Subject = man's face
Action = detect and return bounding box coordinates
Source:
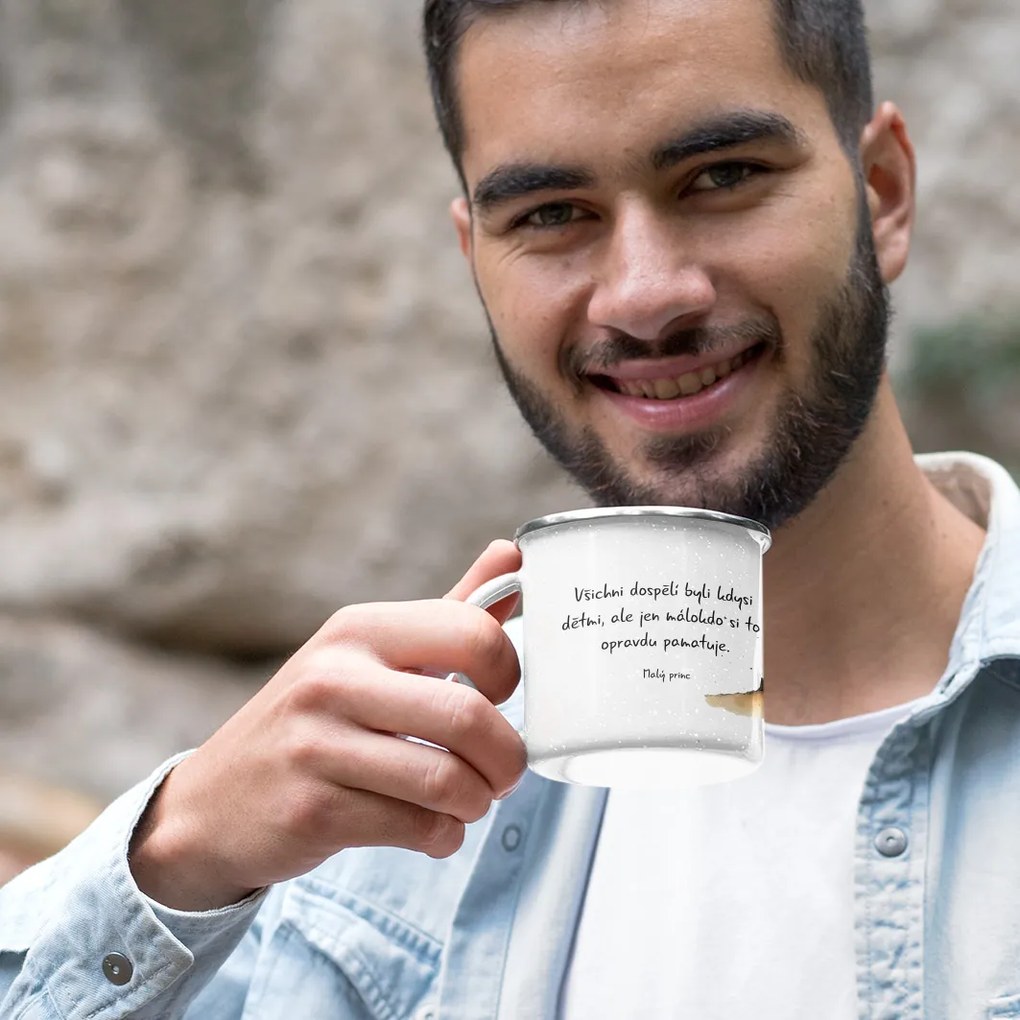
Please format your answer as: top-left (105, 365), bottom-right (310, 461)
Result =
top-left (452, 0), bottom-right (892, 527)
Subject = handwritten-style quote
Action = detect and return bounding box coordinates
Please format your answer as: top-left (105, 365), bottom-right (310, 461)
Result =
top-left (560, 579), bottom-right (759, 668)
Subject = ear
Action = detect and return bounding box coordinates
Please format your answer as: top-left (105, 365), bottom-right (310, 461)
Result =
top-left (859, 101), bottom-right (916, 285)
top-left (450, 196), bottom-right (473, 260)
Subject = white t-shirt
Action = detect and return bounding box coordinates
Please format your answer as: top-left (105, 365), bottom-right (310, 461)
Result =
top-left (558, 700), bottom-right (923, 1019)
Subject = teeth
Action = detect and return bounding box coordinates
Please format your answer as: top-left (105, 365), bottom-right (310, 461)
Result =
top-left (613, 348), bottom-right (756, 400)
top-left (677, 372), bottom-right (702, 396)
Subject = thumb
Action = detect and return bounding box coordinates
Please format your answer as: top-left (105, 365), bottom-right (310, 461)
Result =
top-left (445, 539), bottom-right (522, 625)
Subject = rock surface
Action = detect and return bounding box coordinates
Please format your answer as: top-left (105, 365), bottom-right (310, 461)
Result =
top-left (0, 0), bottom-right (1016, 808)
top-left (0, 614), bottom-right (261, 799)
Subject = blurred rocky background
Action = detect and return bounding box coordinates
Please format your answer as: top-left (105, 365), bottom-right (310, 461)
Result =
top-left (0, 0), bottom-right (1018, 875)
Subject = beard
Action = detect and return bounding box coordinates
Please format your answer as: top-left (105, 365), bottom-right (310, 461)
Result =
top-left (486, 199), bottom-right (890, 530)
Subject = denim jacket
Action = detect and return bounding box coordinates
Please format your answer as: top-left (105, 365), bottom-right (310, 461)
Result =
top-left (2, 452), bottom-right (1019, 1020)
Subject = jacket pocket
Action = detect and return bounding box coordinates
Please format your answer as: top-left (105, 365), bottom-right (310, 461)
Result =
top-left (242, 878), bottom-right (442, 1020)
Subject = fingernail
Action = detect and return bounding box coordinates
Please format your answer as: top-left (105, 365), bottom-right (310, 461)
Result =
top-left (497, 774), bottom-right (525, 800)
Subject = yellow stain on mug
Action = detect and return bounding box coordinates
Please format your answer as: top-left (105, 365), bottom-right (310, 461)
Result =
top-left (705, 690), bottom-right (764, 717)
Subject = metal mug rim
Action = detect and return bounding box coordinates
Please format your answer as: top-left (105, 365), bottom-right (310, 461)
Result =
top-left (514, 506), bottom-right (771, 551)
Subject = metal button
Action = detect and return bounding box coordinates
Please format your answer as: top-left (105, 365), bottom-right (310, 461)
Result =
top-left (501, 823), bottom-right (523, 852)
top-left (875, 827), bottom-right (909, 858)
top-left (415, 1006), bottom-right (437, 1020)
top-left (102, 953), bottom-right (134, 986)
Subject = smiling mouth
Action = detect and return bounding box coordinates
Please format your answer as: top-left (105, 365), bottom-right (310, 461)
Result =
top-left (590, 342), bottom-right (767, 399)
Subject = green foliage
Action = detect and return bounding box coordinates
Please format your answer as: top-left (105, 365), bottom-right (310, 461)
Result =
top-left (901, 313), bottom-right (1020, 475)
top-left (905, 315), bottom-right (1020, 403)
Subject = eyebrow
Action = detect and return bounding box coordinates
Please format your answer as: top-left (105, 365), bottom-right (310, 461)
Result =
top-left (472, 164), bottom-right (595, 213)
top-left (471, 109), bottom-right (807, 213)
top-left (650, 109), bottom-right (807, 172)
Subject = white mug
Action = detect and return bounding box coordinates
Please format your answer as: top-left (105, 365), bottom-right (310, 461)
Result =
top-left (469, 508), bottom-right (771, 788)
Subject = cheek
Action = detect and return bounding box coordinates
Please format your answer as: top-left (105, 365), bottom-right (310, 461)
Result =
top-left (715, 192), bottom-right (858, 372)
top-left (476, 249), bottom-right (590, 364)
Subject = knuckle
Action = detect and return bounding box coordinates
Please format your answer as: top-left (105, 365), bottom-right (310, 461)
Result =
top-left (422, 815), bottom-right (465, 859)
top-left (412, 807), bottom-right (451, 850)
top-left (287, 664), bottom-right (338, 712)
top-left (420, 756), bottom-right (464, 809)
top-left (287, 649), bottom-right (369, 717)
top-left (418, 758), bottom-right (492, 823)
top-left (287, 665), bottom-right (346, 714)
top-left (284, 730), bottom-right (324, 774)
top-left (442, 686), bottom-right (490, 742)
top-left (436, 821), bottom-right (467, 858)
top-left (323, 603), bottom-right (372, 643)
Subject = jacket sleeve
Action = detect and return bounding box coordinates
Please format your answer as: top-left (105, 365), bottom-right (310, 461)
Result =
top-left (0, 754), bottom-right (267, 1019)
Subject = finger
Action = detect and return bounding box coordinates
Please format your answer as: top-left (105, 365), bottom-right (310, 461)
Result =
top-left (328, 660), bottom-right (526, 798)
top-left (445, 539), bottom-right (521, 625)
top-left (322, 599), bottom-right (521, 706)
top-left (314, 729), bottom-right (496, 824)
top-left (317, 785), bottom-right (467, 860)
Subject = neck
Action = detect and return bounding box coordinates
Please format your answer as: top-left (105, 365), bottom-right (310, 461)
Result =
top-left (760, 381), bottom-right (986, 725)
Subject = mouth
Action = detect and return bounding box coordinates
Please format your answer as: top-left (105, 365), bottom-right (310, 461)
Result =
top-left (588, 342), bottom-right (768, 400)
top-left (581, 341), bottom-right (769, 434)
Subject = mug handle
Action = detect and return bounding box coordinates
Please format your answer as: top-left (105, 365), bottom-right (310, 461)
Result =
top-left (464, 572), bottom-right (522, 610)
top-left (454, 572), bottom-right (522, 690)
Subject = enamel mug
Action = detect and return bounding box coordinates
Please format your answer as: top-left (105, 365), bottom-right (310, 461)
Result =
top-left (468, 507), bottom-right (771, 788)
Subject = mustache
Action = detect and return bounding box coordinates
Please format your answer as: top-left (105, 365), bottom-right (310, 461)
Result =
top-left (566, 316), bottom-right (782, 378)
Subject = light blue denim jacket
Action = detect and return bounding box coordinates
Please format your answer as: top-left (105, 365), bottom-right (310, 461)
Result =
top-left (2, 452), bottom-right (1019, 1020)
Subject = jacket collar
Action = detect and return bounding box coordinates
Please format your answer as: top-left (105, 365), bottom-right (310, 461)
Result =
top-left (917, 453), bottom-right (1020, 690)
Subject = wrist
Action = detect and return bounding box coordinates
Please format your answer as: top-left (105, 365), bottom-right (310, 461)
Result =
top-left (129, 764), bottom-right (257, 912)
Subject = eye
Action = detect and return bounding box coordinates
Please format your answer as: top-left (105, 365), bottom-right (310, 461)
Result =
top-left (689, 162), bottom-right (759, 193)
top-left (517, 202), bottom-right (583, 229)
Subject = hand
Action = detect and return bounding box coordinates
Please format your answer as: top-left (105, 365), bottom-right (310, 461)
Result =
top-left (129, 541), bottom-right (525, 910)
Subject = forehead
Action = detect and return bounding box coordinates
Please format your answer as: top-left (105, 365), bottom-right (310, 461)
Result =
top-left (456, 0), bottom-right (834, 184)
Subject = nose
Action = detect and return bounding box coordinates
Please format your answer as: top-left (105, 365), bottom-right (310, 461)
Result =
top-left (587, 201), bottom-right (716, 341)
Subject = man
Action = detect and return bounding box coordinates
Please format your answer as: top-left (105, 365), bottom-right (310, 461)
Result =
top-left (2, 0), bottom-right (1018, 1016)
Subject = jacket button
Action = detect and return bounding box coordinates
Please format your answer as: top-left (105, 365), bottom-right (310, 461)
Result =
top-left (501, 824), bottom-right (523, 852)
top-left (415, 1006), bottom-right (437, 1020)
top-left (875, 827), bottom-right (909, 858)
top-left (102, 953), bottom-right (134, 986)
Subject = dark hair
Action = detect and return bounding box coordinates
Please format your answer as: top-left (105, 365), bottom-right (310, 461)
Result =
top-left (423, 0), bottom-right (874, 179)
